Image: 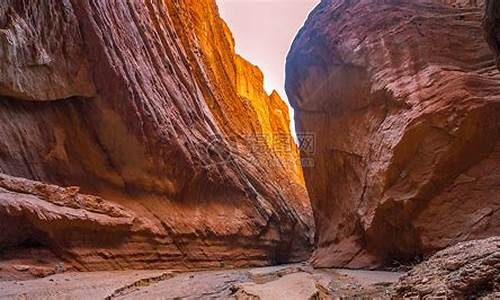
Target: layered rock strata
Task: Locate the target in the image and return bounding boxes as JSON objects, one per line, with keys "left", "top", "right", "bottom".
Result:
{"left": 286, "top": 0, "right": 500, "bottom": 268}
{"left": 0, "top": 0, "right": 312, "bottom": 270}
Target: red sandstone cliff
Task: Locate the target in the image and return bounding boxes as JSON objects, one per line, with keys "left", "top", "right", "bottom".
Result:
{"left": 0, "top": 0, "right": 312, "bottom": 271}
{"left": 286, "top": 0, "right": 500, "bottom": 268}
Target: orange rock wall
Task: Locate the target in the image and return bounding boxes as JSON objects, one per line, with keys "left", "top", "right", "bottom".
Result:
{"left": 0, "top": 0, "right": 312, "bottom": 271}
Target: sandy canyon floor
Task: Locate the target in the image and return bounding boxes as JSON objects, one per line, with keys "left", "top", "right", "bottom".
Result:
{"left": 0, "top": 263, "right": 402, "bottom": 299}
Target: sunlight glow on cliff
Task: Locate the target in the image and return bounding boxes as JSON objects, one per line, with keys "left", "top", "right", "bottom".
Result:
{"left": 216, "top": 0, "right": 319, "bottom": 136}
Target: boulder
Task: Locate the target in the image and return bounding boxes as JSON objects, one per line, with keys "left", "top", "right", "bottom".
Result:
{"left": 394, "top": 237, "right": 500, "bottom": 298}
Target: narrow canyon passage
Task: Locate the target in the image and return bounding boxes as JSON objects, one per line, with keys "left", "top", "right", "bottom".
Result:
{"left": 0, "top": 0, "right": 499, "bottom": 299}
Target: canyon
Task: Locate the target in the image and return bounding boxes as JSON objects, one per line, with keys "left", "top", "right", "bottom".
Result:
{"left": 1, "top": 0, "right": 500, "bottom": 298}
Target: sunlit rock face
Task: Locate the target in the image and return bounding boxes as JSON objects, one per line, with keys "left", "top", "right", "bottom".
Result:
{"left": 0, "top": 0, "right": 313, "bottom": 271}
{"left": 286, "top": 0, "right": 500, "bottom": 269}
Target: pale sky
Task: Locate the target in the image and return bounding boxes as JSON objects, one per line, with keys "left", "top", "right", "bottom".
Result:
{"left": 216, "top": 0, "right": 319, "bottom": 134}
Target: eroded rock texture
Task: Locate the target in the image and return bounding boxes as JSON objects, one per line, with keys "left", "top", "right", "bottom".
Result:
{"left": 394, "top": 237, "right": 500, "bottom": 298}
{"left": 0, "top": 0, "right": 312, "bottom": 270}
{"left": 286, "top": 0, "right": 500, "bottom": 268}
{"left": 484, "top": 0, "right": 500, "bottom": 68}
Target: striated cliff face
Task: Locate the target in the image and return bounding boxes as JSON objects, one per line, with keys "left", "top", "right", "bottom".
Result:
{"left": 286, "top": 0, "right": 500, "bottom": 268}
{"left": 0, "top": 0, "right": 313, "bottom": 271}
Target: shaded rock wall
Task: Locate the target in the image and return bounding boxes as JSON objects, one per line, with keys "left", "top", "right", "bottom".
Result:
{"left": 395, "top": 237, "right": 500, "bottom": 298}
{"left": 286, "top": 0, "right": 500, "bottom": 268}
{"left": 0, "top": 0, "right": 312, "bottom": 270}
{"left": 484, "top": 0, "right": 500, "bottom": 68}
{"left": 0, "top": 0, "right": 96, "bottom": 100}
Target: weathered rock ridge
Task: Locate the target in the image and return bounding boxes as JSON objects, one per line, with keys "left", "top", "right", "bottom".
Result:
{"left": 0, "top": 0, "right": 312, "bottom": 270}
{"left": 286, "top": 0, "right": 500, "bottom": 268}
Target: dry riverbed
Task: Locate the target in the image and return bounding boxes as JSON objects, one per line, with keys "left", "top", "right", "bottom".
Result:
{"left": 0, "top": 263, "right": 402, "bottom": 299}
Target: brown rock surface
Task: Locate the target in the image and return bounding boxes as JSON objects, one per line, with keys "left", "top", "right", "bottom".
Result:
{"left": 0, "top": 247, "right": 70, "bottom": 281}
{"left": 394, "top": 237, "right": 500, "bottom": 298}
{"left": 0, "top": 0, "right": 312, "bottom": 270}
{"left": 0, "top": 0, "right": 96, "bottom": 100}
{"left": 484, "top": 0, "right": 500, "bottom": 68}
{"left": 286, "top": 0, "right": 500, "bottom": 268}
